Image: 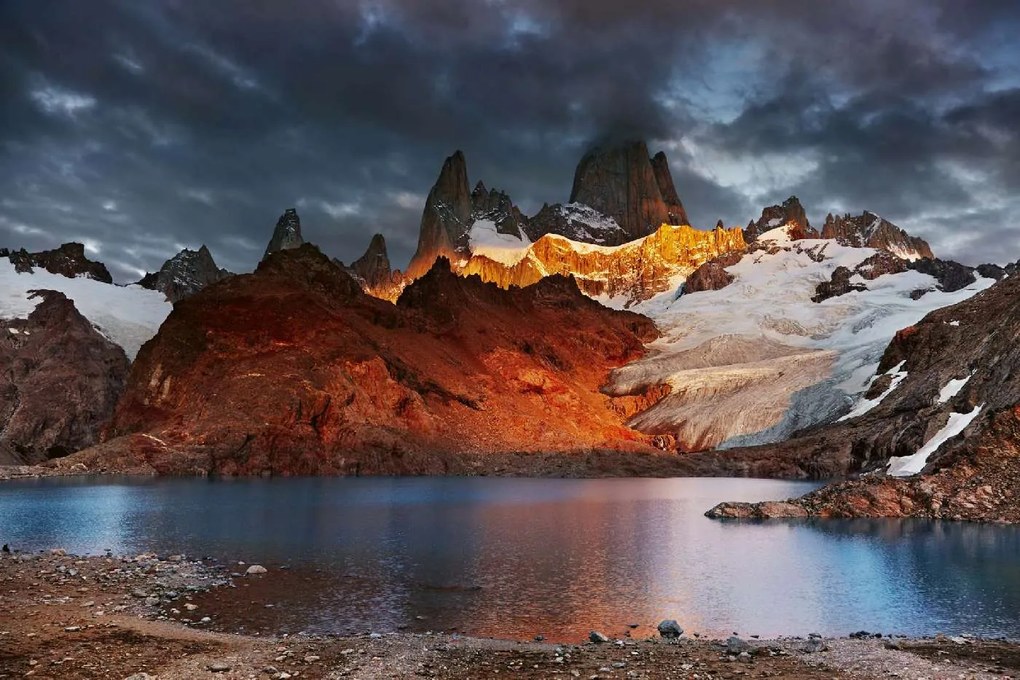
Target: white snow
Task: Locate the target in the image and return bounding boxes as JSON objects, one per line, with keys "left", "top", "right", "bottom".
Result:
{"left": 467, "top": 219, "right": 531, "bottom": 266}
{"left": 766, "top": 217, "right": 783, "bottom": 227}
{"left": 948, "top": 320, "right": 961, "bottom": 326}
{"left": 618, "top": 233, "right": 994, "bottom": 445}
{"left": 837, "top": 361, "right": 908, "bottom": 421}
{"left": 938, "top": 374, "right": 971, "bottom": 404}
{"left": 0, "top": 260, "right": 171, "bottom": 360}
{"left": 887, "top": 405, "right": 984, "bottom": 477}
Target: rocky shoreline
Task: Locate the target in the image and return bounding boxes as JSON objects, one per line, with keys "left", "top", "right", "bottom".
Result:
{"left": 1, "top": 549, "right": 1018, "bottom": 679}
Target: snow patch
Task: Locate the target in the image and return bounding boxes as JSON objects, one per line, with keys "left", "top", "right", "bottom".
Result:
{"left": 0, "top": 260, "right": 171, "bottom": 360}
{"left": 887, "top": 405, "right": 984, "bottom": 477}
{"left": 837, "top": 361, "right": 907, "bottom": 421}
{"left": 938, "top": 374, "right": 971, "bottom": 404}
{"left": 467, "top": 219, "right": 530, "bottom": 266}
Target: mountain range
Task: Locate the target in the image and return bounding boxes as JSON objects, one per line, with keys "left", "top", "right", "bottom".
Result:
{"left": 2, "top": 139, "right": 1019, "bottom": 521}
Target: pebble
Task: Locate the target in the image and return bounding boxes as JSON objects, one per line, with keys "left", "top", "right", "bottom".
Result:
{"left": 208, "top": 661, "right": 232, "bottom": 672}
{"left": 184, "top": 603, "right": 199, "bottom": 611}
{"left": 304, "top": 655, "right": 320, "bottom": 663}
{"left": 589, "top": 630, "right": 610, "bottom": 644}
{"left": 245, "top": 564, "right": 268, "bottom": 575}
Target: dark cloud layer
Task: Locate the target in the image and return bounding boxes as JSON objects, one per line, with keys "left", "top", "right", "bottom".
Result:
{"left": 1, "top": 0, "right": 1019, "bottom": 280}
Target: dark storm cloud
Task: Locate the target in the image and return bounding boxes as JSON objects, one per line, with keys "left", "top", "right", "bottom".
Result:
{"left": 1, "top": 0, "right": 1019, "bottom": 281}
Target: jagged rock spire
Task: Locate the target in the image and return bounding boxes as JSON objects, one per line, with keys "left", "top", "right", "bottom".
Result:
{"left": 263, "top": 208, "right": 304, "bottom": 260}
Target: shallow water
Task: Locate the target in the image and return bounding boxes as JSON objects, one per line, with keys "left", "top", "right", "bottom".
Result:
{"left": 2, "top": 475, "right": 1019, "bottom": 640}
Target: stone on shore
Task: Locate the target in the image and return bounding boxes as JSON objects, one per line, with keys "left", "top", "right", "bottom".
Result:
{"left": 657, "top": 619, "right": 684, "bottom": 639}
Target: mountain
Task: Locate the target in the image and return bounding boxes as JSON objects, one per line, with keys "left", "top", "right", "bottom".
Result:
{"left": 263, "top": 208, "right": 304, "bottom": 260}
{"left": 821, "top": 211, "right": 933, "bottom": 260}
{"left": 604, "top": 225, "right": 992, "bottom": 452}
{"left": 347, "top": 233, "right": 404, "bottom": 299}
{"left": 707, "top": 271, "right": 1020, "bottom": 521}
{"left": 405, "top": 151, "right": 475, "bottom": 278}
{"left": 1, "top": 242, "right": 112, "bottom": 283}
{"left": 55, "top": 245, "right": 668, "bottom": 475}
{"left": 470, "top": 181, "right": 529, "bottom": 240}
{"left": 567, "top": 141, "right": 689, "bottom": 241}
{"left": 138, "top": 245, "right": 231, "bottom": 303}
{"left": 458, "top": 222, "right": 745, "bottom": 306}
{"left": 0, "top": 290, "right": 129, "bottom": 465}
{"left": 743, "top": 196, "right": 816, "bottom": 242}
{"left": 0, "top": 255, "right": 171, "bottom": 360}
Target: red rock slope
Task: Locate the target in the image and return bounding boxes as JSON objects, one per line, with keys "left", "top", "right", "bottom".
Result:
{"left": 62, "top": 245, "right": 664, "bottom": 475}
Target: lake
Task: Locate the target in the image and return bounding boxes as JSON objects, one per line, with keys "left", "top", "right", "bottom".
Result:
{"left": 2, "top": 476, "right": 1019, "bottom": 641}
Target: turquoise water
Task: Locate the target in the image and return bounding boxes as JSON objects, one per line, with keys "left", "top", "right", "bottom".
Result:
{"left": 1, "top": 475, "right": 1019, "bottom": 640}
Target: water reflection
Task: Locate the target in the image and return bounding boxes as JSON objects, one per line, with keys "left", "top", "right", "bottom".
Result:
{"left": 1, "top": 476, "right": 1019, "bottom": 640}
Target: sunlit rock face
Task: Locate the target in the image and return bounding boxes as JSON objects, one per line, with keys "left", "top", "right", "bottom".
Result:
{"left": 458, "top": 224, "right": 745, "bottom": 305}
{"left": 369, "top": 144, "right": 741, "bottom": 306}
{"left": 65, "top": 246, "right": 662, "bottom": 475}
{"left": 821, "top": 211, "right": 934, "bottom": 260}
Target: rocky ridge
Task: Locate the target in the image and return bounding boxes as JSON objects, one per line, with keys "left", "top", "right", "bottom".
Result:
{"left": 821, "top": 211, "right": 933, "bottom": 260}
{"left": 1, "top": 242, "right": 112, "bottom": 283}
{"left": 55, "top": 245, "right": 663, "bottom": 475}
{"left": 138, "top": 245, "right": 231, "bottom": 303}
{"left": 0, "top": 290, "right": 129, "bottom": 465}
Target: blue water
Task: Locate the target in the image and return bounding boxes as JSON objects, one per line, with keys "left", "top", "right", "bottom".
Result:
{"left": 2, "top": 476, "right": 1020, "bottom": 640}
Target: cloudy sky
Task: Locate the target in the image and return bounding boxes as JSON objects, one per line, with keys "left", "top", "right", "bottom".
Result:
{"left": 2, "top": 1, "right": 1019, "bottom": 281}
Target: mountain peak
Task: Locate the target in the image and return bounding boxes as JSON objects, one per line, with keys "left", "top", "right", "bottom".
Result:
{"left": 406, "top": 151, "right": 474, "bottom": 278}
{"left": 822, "top": 211, "right": 934, "bottom": 260}
{"left": 263, "top": 208, "right": 304, "bottom": 260}
{"left": 566, "top": 140, "right": 688, "bottom": 243}
{"left": 745, "top": 196, "right": 816, "bottom": 241}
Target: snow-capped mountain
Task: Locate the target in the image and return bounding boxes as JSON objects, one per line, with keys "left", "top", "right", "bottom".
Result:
{"left": 603, "top": 225, "right": 992, "bottom": 451}
{"left": 0, "top": 258, "right": 171, "bottom": 360}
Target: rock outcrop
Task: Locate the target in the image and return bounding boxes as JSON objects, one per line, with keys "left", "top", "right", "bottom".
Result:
{"left": 470, "top": 181, "right": 529, "bottom": 240}
{"left": 906, "top": 258, "right": 976, "bottom": 295}
{"left": 347, "top": 233, "right": 404, "bottom": 299}
{"left": 0, "top": 291, "right": 130, "bottom": 465}
{"left": 744, "top": 197, "right": 816, "bottom": 242}
{"left": 138, "top": 245, "right": 230, "bottom": 303}
{"left": 59, "top": 245, "right": 665, "bottom": 475}
{"left": 707, "top": 272, "right": 1020, "bottom": 521}
{"left": 821, "top": 211, "right": 933, "bottom": 260}
{"left": 3, "top": 243, "right": 112, "bottom": 283}
{"left": 525, "top": 202, "right": 629, "bottom": 245}
{"left": 263, "top": 209, "right": 304, "bottom": 260}
{"left": 682, "top": 252, "right": 743, "bottom": 294}
{"left": 562, "top": 140, "right": 689, "bottom": 243}
{"left": 456, "top": 224, "right": 746, "bottom": 306}
{"left": 812, "top": 252, "right": 908, "bottom": 302}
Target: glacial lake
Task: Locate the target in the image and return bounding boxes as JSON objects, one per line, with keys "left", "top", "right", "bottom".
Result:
{"left": 2, "top": 476, "right": 1020, "bottom": 641}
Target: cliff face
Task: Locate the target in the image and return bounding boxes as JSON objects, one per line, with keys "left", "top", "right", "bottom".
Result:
{"left": 139, "top": 245, "right": 231, "bottom": 303}
{"left": 451, "top": 224, "right": 744, "bottom": 306}
{"left": 0, "top": 291, "right": 129, "bottom": 465}
{"left": 567, "top": 141, "right": 689, "bottom": 243}
{"left": 821, "top": 211, "right": 933, "bottom": 260}
{"left": 707, "top": 273, "right": 1020, "bottom": 521}
{"left": 62, "top": 246, "right": 662, "bottom": 475}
